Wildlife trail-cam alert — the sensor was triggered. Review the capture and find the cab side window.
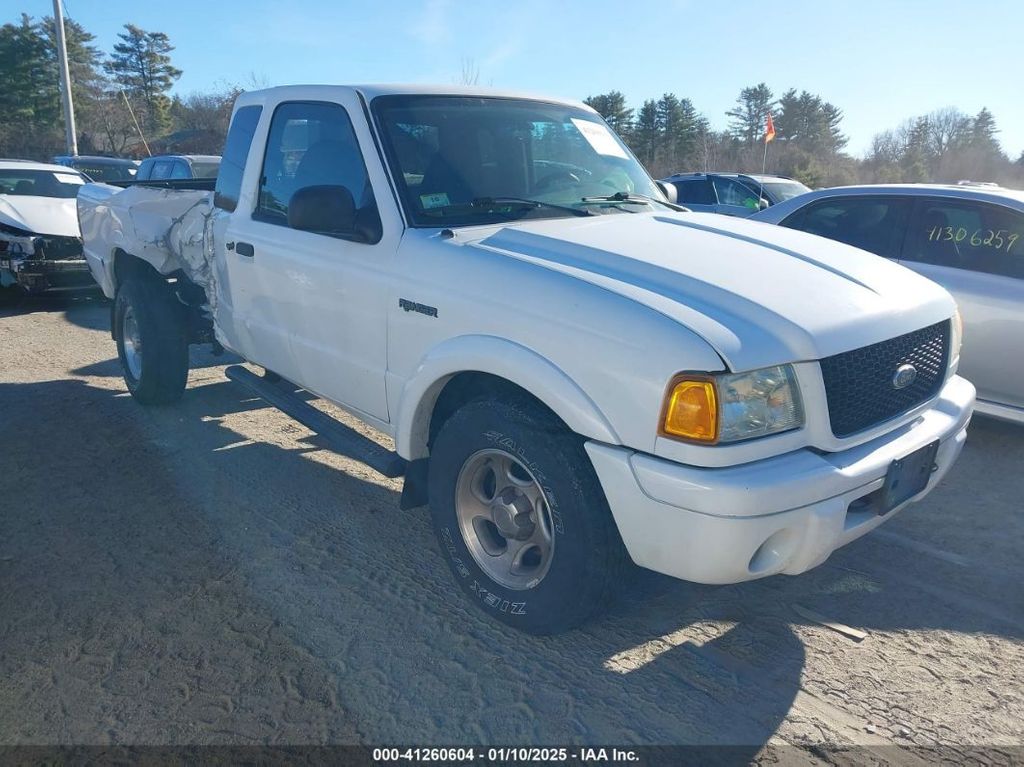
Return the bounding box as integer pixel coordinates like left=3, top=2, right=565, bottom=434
left=903, top=198, right=1024, bottom=279
left=672, top=179, right=715, bottom=205
left=782, top=196, right=911, bottom=259
left=255, top=101, right=378, bottom=235
left=170, top=161, right=191, bottom=179
left=712, top=177, right=759, bottom=208
left=215, top=105, right=263, bottom=212
left=150, top=161, right=173, bottom=180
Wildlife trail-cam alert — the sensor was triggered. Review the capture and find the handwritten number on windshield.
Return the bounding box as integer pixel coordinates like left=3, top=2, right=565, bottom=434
left=927, top=226, right=1019, bottom=253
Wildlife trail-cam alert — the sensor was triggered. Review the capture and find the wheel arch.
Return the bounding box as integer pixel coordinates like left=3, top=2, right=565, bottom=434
left=108, top=250, right=165, bottom=339
left=112, top=248, right=163, bottom=287
left=394, top=335, right=619, bottom=460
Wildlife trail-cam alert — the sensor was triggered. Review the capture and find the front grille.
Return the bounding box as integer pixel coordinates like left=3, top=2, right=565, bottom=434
left=820, top=320, right=950, bottom=438
left=35, top=235, right=83, bottom=261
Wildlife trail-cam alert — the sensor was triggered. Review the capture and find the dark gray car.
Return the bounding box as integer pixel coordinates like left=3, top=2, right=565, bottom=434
left=661, top=172, right=809, bottom=217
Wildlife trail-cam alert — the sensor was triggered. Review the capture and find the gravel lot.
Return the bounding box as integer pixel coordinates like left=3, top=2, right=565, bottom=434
left=1, top=295, right=1022, bottom=760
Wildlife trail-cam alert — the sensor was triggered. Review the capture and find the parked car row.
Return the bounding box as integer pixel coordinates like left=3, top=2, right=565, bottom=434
left=52, top=154, right=223, bottom=183
left=1, top=155, right=220, bottom=300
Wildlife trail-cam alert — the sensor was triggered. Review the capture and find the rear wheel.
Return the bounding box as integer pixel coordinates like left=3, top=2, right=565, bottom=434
left=113, top=274, right=189, bottom=404
left=428, top=394, right=628, bottom=634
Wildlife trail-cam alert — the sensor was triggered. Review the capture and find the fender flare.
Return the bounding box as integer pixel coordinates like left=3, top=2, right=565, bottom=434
left=394, top=335, right=619, bottom=459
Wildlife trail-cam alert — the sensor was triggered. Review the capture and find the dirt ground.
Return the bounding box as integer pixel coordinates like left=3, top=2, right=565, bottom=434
left=1, top=295, right=1022, bottom=760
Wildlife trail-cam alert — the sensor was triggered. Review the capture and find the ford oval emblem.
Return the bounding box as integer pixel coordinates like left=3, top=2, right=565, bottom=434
left=892, top=364, right=918, bottom=389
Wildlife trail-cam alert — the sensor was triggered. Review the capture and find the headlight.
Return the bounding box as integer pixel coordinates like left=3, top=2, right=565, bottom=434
left=950, top=308, right=963, bottom=362
left=661, top=364, right=804, bottom=444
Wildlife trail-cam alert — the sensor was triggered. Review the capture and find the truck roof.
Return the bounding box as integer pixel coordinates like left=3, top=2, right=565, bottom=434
left=784, top=182, right=1024, bottom=208
left=235, top=84, right=594, bottom=112
left=141, top=154, right=221, bottom=163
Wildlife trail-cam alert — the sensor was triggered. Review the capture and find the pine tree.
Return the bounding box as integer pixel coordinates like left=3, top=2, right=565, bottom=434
left=0, top=15, right=62, bottom=157
left=900, top=116, right=931, bottom=182
left=39, top=15, right=106, bottom=148
left=631, top=99, right=659, bottom=168
left=104, top=23, right=182, bottom=135
left=726, top=83, right=774, bottom=145
left=40, top=16, right=104, bottom=106
left=969, top=108, right=1001, bottom=156
left=583, top=91, right=633, bottom=139
left=0, top=15, right=57, bottom=127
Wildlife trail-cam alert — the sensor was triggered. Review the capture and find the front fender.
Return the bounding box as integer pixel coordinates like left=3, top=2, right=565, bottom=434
left=392, top=334, right=619, bottom=460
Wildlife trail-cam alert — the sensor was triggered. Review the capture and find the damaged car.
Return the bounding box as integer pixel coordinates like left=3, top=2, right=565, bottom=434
left=0, top=160, right=95, bottom=299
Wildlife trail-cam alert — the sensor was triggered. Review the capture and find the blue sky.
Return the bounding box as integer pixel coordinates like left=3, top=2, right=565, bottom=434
left=18, top=0, right=1024, bottom=158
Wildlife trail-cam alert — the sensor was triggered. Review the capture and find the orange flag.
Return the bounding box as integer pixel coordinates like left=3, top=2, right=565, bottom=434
left=764, top=113, right=776, bottom=143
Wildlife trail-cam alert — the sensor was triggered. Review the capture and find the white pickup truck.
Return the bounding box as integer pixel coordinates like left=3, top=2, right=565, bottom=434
left=78, top=85, right=974, bottom=634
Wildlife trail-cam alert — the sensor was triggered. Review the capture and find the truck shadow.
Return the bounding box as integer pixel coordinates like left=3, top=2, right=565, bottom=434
left=0, top=292, right=107, bottom=328
left=0, top=376, right=1019, bottom=752
left=71, top=351, right=243, bottom=378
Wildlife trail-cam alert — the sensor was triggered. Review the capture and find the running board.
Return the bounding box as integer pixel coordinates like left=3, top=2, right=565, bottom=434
left=225, top=365, right=406, bottom=478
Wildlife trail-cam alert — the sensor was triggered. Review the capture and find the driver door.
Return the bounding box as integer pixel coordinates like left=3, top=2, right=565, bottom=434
left=219, top=97, right=393, bottom=421
left=711, top=177, right=762, bottom=217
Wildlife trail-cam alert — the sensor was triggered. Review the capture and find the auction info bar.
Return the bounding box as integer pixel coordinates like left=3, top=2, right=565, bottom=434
left=2, top=746, right=1022, bottom=766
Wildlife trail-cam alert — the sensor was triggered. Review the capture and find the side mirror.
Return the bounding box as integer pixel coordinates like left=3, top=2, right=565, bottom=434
left=288, top=185, right=357, bottom=236
left=758, top=198, right=770, bottom=210
left=656, top=180, right=677, bottom=204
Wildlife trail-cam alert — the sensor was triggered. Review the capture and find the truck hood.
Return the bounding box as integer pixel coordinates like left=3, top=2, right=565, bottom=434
left=469, top=211, right=955, bottom=371
left=0, top=195, right=80, bottom=237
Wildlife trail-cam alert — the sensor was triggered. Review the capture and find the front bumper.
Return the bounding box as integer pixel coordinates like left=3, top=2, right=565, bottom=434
left=587, top=375, right=975, bottom=584
left=1, top=256, right=95, bottom=293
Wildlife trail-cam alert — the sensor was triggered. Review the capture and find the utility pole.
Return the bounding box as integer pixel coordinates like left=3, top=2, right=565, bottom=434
left=53, top=0, right=78, bottom=156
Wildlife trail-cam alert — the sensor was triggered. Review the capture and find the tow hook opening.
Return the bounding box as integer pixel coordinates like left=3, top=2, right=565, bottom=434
left=748, top=528, right=798, bottom=575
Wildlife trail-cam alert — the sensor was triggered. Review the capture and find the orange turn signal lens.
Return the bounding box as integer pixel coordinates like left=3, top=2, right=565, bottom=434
left=662, top=378, right=718, bottom=442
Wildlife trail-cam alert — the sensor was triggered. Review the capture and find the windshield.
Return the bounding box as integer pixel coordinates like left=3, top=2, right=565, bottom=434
left=757, top=180, right=810, bottom=203
left=74, top=162, right=136, bottom=182
left=0, top=169, right=87, bottom=198
left=373, top=95, right=665, bottom=226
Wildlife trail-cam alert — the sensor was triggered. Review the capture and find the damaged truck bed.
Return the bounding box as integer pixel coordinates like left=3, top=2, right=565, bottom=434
left=77, top=179, right=219, bottom=311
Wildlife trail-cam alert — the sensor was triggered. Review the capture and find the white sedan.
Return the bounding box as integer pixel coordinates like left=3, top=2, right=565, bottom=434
left=753, top=183, right=1024, bottom=424
left=0, top=159, right=94, bottom=298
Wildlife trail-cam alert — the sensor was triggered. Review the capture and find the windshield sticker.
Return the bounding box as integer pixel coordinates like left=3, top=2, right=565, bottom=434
left=571, top=118, right=629, bottom=159
left=420, top=192, right=450, bottom=209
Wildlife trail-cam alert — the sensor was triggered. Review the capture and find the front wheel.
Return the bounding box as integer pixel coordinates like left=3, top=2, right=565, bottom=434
left=428, top=395, right=628, bottom=634
left=113, top=275, right=189, bottom=404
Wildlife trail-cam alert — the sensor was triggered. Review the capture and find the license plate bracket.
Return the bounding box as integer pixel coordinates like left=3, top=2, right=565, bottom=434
left=879, top=440, right=940, bottom=514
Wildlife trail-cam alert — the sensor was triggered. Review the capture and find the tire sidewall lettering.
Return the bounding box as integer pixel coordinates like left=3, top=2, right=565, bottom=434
left=482, top=429, right=565, bottom=535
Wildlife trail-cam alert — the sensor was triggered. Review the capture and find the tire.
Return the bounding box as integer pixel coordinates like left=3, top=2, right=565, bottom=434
left=113, top=274, right=189, bottom=404
left=428, top=395, right=628, bottom=634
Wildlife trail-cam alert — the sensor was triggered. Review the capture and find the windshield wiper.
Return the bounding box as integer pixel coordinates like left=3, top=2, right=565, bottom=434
left=471, top=197, right=594, bottom=217
left=580, top=192, right=687, bottom=211
left=420, top=197, right=593, bottom=218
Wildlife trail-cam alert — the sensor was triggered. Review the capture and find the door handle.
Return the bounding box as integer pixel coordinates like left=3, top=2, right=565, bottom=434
left=234, top=242, right=255, bottom=258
